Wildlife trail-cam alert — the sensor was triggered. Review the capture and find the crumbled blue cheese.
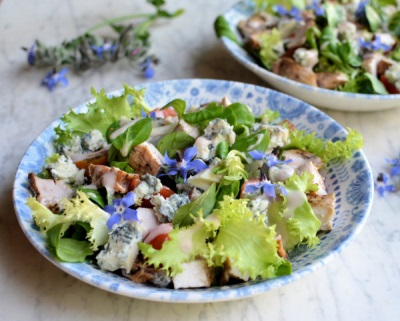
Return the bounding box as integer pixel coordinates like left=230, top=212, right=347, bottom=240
left=96, top=221, right=143, bottom=273
left=251, top=124, right=289, bottom=150
left=293, top=48, right=319, bottom=69
left=195, top=119, right=236, bottom=161
left=81, top=129, right=105, bottom=151
left=384, top=63, right=400, bottom=91
left=248, top=197, right=270, bottom=217
left=151, top=193, right=190, bottom=222
left=133, top=174, right=162, bottom=201
left=62, top=135, right=82, bottom=156
left=48, top=155, right=85, bottom=185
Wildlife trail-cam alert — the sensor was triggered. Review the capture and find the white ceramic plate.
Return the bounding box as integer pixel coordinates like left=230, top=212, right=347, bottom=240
left=219, top=0, right=400, bottom=112
left=13, top=79, right=373, bottom=302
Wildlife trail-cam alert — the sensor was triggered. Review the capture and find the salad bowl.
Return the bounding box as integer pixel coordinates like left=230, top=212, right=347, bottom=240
left=218, top=0, right=400, bottom=112
left=13, top=79, right=373, bottom=302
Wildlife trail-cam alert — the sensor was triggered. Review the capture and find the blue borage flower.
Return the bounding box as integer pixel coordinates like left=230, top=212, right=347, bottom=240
left=141, top=109, right=156, bottom=120
left=355, top=0, right=368, bottom=22
left=248, top=150, right=292, bottom=167
left=306, top=0, right=325, bottom=17
left=245, top=180, right=288, bottom=199
left=141, top=57, right=155, bottom=79
left=375, top=173, right=396, bottom=197
left=27, top=44, right=36, bottom=66
left=161, top=146, right=208, bottom=182
left=41, top=68, right=69, bottom=91
left=274, top=5, right=303, bottom=21
left=359, top=36, right=392, bottom=52
left=104, top=191, right=138, bottom=230
left=386, top=152, right=400, bottom=177
left=90, top=42, right=117, bottom=58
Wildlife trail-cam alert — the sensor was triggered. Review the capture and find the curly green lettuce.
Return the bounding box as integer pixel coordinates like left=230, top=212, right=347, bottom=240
left=26, top=191, right=109, bottom=251
left=54, top=84, right=149, bottom=149
left=259, top=28, right=282, bottom=70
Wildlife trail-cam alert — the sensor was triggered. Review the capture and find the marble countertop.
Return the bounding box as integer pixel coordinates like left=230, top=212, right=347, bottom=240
left=1, top=0, right=399, bottom=320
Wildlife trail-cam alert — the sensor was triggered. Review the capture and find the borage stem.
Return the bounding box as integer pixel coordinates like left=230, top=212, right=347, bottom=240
left=86, top=13, right=153, bottom=33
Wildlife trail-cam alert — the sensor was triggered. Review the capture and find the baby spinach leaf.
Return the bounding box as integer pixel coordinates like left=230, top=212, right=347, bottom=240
left=224, top=103, right=255, bottom=127
left=110, top=117, right=152, bottom=157
left=389, top=11, right=400, bottom=37
left=183, top=104, right=223, bottom=124
left=365, top=4, right=381, bottom=32
left=172, top=183, right=216, bottom=228
left=230, top=130, right=270, bottom=153
left=161, top=99, right=186, bottom=119
left=214, top=15, right=241, bottom=45
left=77, top=187, right=106, bottom=208
left=215, top=181, right=240, bottom=207
left=157, top=132, right=195, bottom=158
left=216, top=141, right=229, bottom=159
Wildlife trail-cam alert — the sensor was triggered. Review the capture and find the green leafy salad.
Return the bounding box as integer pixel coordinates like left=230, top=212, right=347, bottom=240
left=215, top=0, right=400, bottom=94
left=26, top=85, right=363, bottom=289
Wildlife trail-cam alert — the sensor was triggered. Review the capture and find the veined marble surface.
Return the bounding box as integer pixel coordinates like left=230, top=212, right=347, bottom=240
left=0, top=0, right=399, bottom=320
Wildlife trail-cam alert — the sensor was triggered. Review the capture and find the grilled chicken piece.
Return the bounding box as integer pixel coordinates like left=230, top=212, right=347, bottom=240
left=136, top=207, right=161, bottom=240
left=316, top=72, right=349, bottom=89
left=172, top=259, right=214, bottom=289
left=362, top=53, right=397, bottom=77
left=128, top=142, right=164, bottom=176
left=237, top=12, right=279, bottom=39
left=88, top=164, right=140, bottom=194
left=272, top=57, right=318, bottom=87
left=129, top=256, right=171, bottom=287
left=28, top=173, right=74, bottom=212
left=307, top=193, right=336, bottom=231
left=276, top=235, right=288, bottom=259
left=282, top=149, right=323, bottom=169
left=286, top=20, right=316, bottom=49
left=221, top=257, right=249, bottom=284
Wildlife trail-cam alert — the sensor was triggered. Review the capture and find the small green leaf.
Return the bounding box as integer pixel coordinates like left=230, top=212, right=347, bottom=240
left=172, top=183, right=217, bottom=228
left=110, top=117, right=152, bottom=157
left=77, top=187, right=106, bottom=208
left=366, top=5, right=381, bottom=32
left=214, top=15, right=241, bottom=45
left=216, top=141, right=229, bottom=159
left=362, top=73, right=389, bottom=95
left=224, top=103, right=255, bottom=128
left=389, top=11, right=400, bottom=37
left=231, top=130, right=270, bottom=153
left=183, top=104, right=223, bottom=124
left=157, top=132, right=195, bottom=158
left=161, top=99, right=186, bottom=119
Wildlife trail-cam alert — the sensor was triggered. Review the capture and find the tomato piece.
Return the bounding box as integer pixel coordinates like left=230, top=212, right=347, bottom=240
left=380, top=75, right=400, bottom=94
left=140, top=186, right=175, bottom=208
left=74, top=154, right=108, bottom=176
left=149, top=234, right=171, bottom=250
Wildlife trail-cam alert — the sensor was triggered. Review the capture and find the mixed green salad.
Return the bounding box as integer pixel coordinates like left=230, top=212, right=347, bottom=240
left=216, top=0, right=400, bottom=94
left=26, top=85, right=362, bottom=289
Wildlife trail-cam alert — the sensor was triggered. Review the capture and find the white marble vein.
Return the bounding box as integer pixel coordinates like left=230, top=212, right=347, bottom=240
left=0, top=0, right=400, bottom=320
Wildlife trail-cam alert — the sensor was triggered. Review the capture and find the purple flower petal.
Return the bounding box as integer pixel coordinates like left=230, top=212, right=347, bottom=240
left=166, top=169, right=178, bottom=176
left=279, top=185, right=288, bottom=196
left=107, top=213, right=122, bottom=230
left=180, top=167, right=189, bottom=182
left=183, top=146, right=197, bottom=161
left=187, top=159, right=208, bottom=172
left=123, top=208, right=138, bottom=221
left=390, top=166, right=400, bottom=177
left=122, top=191, right=135, bottom=208
left=164, top=152, right=177, bottom=167
left=262, top=182, right=276, bottom=198
left=104, top=205, right=116, bottom=215
left=248, top=150, right=265, bottom=160
left=274, top=5, right=287, bottom=16
left=245, top=184, right=262, bottom=194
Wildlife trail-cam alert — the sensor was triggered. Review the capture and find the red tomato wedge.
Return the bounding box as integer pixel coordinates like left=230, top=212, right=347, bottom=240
left=380, top=75, right=400, bottom=94
left=149, top=233, right=171, bottom=250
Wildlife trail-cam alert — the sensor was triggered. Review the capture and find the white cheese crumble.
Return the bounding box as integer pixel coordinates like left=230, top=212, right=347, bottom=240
left=81, top=129, right=105, bottom=151
left=293, top=48, right=319, bottom=69
left=133, top=174, right=163, bottom=201
left=384, top=63, right=400, bottom=91
left=48, top=155, right=84, bottom=185
left=151, top=193, right=190, bottom=222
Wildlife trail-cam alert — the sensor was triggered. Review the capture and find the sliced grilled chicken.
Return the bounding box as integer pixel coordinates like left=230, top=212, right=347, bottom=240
left=174, top=119, right=200, bottom=139
left=307, top=193, right=336, bottom=231
left=128, top=142, right=164, bottom=176
left=28, top=173, right=74, bottom=213
left=272, top=57, right=318, bottom=87
left=316, top=72, right=349, bottom=89
left=172, top=259, right=214, bottom=289
left=88, top=164, right=140, bottom=194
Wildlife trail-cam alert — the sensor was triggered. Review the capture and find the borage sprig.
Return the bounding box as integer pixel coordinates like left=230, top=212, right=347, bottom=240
left=22, top=0, right=183, bottom=90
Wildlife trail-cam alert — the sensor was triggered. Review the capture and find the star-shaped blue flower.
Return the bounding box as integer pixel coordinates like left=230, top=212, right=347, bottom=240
left=141, top=57, right=155, bottom=79
left=307, top=0, right=325, bottom=17
left=27, top=44, right=36, bottom=66
left=386, top=152, right=400, bottom=177
left=41, top=68, right=68, bottom=91
left=245, top=180, right=288, bottom=199
left=248, top=150, right=292, bottom=167
left=274, top=5, right=303, bottom=21
left=359, top=36, right=392, bottom=52
left=104, top=191, right=138, bottom=230
left=375, top=173, right=396, bottom=197
left=162, top=146, right=208, bottom=182
left=90, top=42, right=117, bottom=58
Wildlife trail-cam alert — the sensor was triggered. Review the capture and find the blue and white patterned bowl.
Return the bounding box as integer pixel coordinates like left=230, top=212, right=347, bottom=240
left=219, top=0, right=400, bottom=112
left=13, top=79, right=373, bottom=302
